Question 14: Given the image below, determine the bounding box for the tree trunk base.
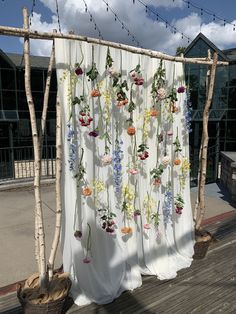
[193,229,212,259]
[17,273,73,313]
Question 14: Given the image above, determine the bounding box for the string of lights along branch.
[102,0,141,48]
[29,0,36,27]
[82,0,103,40]
[55,0,62,33]
[133,0,191,43]
[177,0,236,31]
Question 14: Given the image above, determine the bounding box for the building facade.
[0,50,57,179]
[184,33,236,184]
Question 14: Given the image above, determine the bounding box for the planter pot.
[17,275,73,314]
[193,230,212,259]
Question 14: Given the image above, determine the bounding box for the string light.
[55,0,62,33]
[29,0,36,27]
[102,0,141,47]
[134,0,191,42]
[81,0,103,39]
[182,0,236,30]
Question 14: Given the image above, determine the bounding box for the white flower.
[162,155,170,166]
[101,154,112,165]
[157,88,166,100]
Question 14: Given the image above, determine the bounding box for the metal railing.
[0,145,56,181]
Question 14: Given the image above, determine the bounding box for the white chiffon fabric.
[55,39,194,306]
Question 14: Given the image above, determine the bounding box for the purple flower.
[75,67,83,76]
[83,257,91,264]
[88,130,99,137]
[177,86,185,93]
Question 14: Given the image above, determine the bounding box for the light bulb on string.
[106,4,108,12]
[223,19,226,26]
[187,1,190,9]
[114,14,117,21]
[90,15,92,22]
[85,5,87,12]
[166,22,168,28]
[181,33,184,39]
[213,14,215,21]
[233,24,235,31]
[201,8,203,16]
[145,5,147,13]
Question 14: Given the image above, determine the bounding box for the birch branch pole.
[23,7,47,289]
[48,95,62,281]
[195,52,218,230]
[0,23,228,66]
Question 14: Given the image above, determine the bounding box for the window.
[2,90,17,110]
[1,69,16,90]
[229,65,236,87]
[228,87,236,108]
[31,69,44,91]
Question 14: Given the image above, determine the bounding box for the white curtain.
[55,39,194,306]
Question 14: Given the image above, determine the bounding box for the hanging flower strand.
[121,184,134,235]
[98,185,117,234]
[173,128,182,166]
[74,147,86,187]
[83,223,92,263]
[105,47,121,87]
[74,44,84,76]
[129,64,144,86]
[143,192,156,230]
[127,84,136,136]
[113,123,123,194]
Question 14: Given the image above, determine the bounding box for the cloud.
[27,0,236,57]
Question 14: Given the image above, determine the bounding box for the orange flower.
[150,108,158,117]
[121,227,133,234]
[82,187,92,196]
[91,89,101,97]
[174,158,181,165]
[127,126,136,136]
[117,99,128,107]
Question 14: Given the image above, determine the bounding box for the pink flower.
[83,257,91,264]
[101,154,112,165]
[167,130,173,136]
[157,88,166,100]
[144,223,151,230]
[128,168,139,175]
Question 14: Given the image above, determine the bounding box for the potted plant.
[193,52,218,259]
[17,8,72,312]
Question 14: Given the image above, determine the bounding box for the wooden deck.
[1,214,236,314]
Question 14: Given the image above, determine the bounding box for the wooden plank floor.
[1,215,236,314]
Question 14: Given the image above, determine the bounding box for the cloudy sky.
[1,0,236,56]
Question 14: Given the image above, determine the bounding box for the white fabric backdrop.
[55,39,194,306]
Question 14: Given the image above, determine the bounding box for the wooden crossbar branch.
[0,22,228,66]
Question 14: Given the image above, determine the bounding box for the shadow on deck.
[1,213,236,314]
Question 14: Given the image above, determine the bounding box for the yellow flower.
[93,179,105,193]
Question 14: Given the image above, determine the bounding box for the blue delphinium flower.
[112,139,123,194]
[67,123,77,171]
[163,189,173,225]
